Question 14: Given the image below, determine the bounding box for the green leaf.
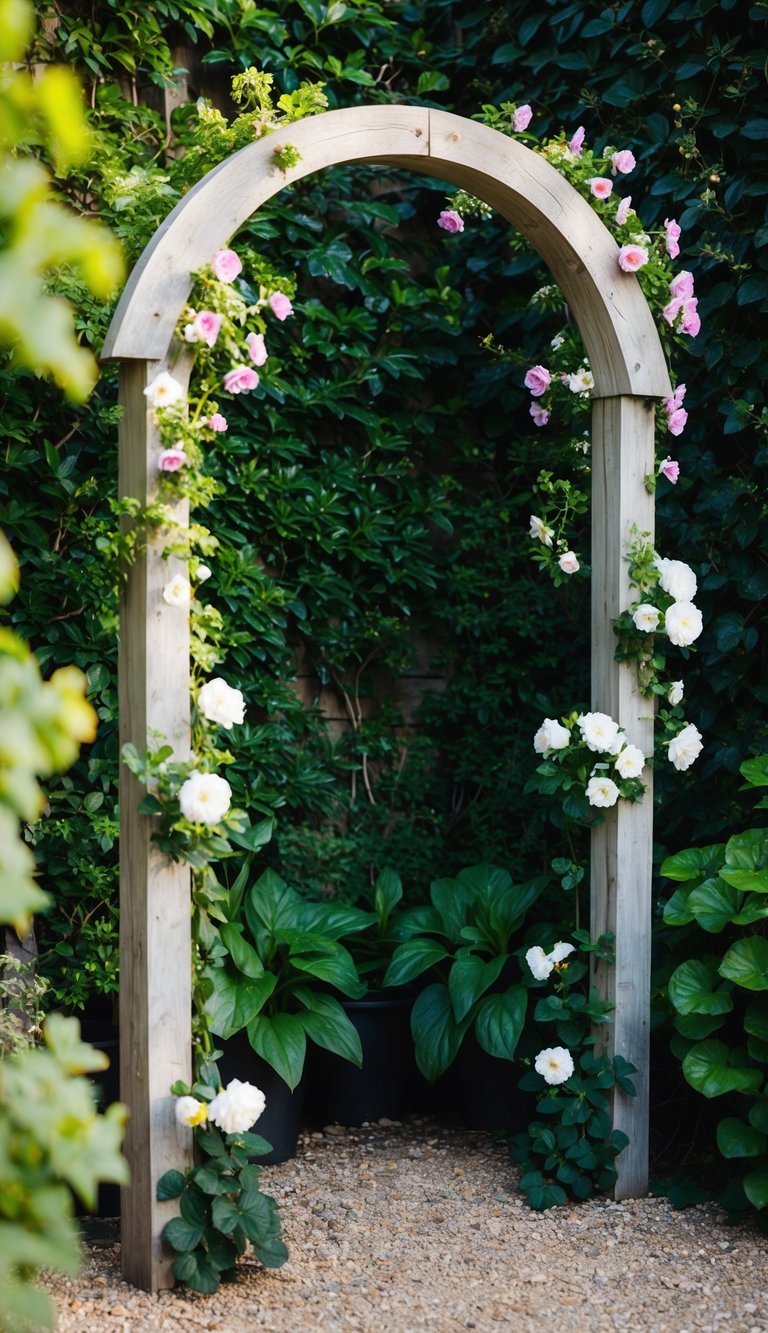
[740,756,768,788]
[749,1098,768,1135]
[717,1117,767,1159]
[219,923,265,979]
[246,1012,307,1091]
[430,875,474,943]
[719,938,768,991]
[473,987,527,1061]
[245,869,300,936]
[662,887,694,926]
[172,1250,221,1293]
[374,867,403,926]
[156,1169,187,1201]
[294,989,362,1066]
[290,939,364,997]
[674,1012,726,1040]
[410,983,469,1084]
[163,1216,205,1252]
[659,844,725,882]
[204,964,276,1038]
[687,878,742,932]
[743,1170,768,1210]
[668,960,733,1015]
[382,937,450,988]
[745,997,768,1042]
[448,953,507,1023]
[682,1040,762,1098]
[720,830,768,893]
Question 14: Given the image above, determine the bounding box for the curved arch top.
[103,105,671,400]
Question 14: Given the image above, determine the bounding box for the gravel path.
[48,1117,767,1332]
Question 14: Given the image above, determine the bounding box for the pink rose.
[618,244,649,273]
[666,408,688,437]
[211,249,242,283]
[223,366,259,394]
[558,551,580,574]
[611,149,636,175]
[208,413,228,432]
[615,195,632,226]
[589,177,613,199]
[158,448,187,472]
[670,270,694,301]
[569,125,585,156]
[246,332,268,366]
[190,310,223,348]
[513,104,533,132]
[437,209,464,234]
[529,402,550,427]
[659,457,680,483]
[680,298,701,337]
[666,382,686,411]
[662,296,683,326]
[524,365,552,397]
[664,217,681,260]
[268,291,294,321]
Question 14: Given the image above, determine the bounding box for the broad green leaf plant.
[663,755,768,1223]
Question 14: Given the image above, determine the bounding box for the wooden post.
[590,394,656,1199]
[118,359,194,1290]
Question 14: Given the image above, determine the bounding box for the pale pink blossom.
[246,332,268,366]
[618,244,649,273]
[268,291,293,320]
[611,149,636,175]
[223,366,259,394]
[190,310,223,348]
[558,551,580,574]
[569,125,585,156]
[680,299,701,337]
[524,365,551,397]
[667,409,688,437]
[530,402,550,427]
[662,297,683,326]
[659,457,680,482]
[211,249,242,283]
[615,195,632,226]
[670,270,695,301]
[208,413,228,432]
[513,103,533,132]
[664,217,682,259]
[666,383,687,411]
[157,448,187,472]
[589,177,613,200]
[437,209,464,233]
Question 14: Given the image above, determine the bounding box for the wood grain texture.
[103,107,671,401]
[590,395,656,1200]
[118,359,194,1290]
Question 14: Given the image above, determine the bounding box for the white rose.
[586,775,620,808]
[175,1095,208,1127]
[144,371,186,409]
[549,941,575,964]
[668,723,703,772]
[668,680,684,706]
[207,1079,266,1134]
[162,574,191,606]
[558,551,580,574]
[578,711,620,753]
[655,557,697,602]
[533,717,571,756]
[567,369,594,395]
[529,515,554,547]
[614,744,645,779]
[534,1046,575,1086]
[197,677,246,729]
[526,946,554,981]
[632,603,660,632]
[606,730,627,756]
[665,601,703,647]
[178,770,232,824]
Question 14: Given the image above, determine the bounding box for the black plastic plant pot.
[314,990,414,1127]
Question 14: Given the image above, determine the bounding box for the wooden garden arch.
[103,105,671,1291]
